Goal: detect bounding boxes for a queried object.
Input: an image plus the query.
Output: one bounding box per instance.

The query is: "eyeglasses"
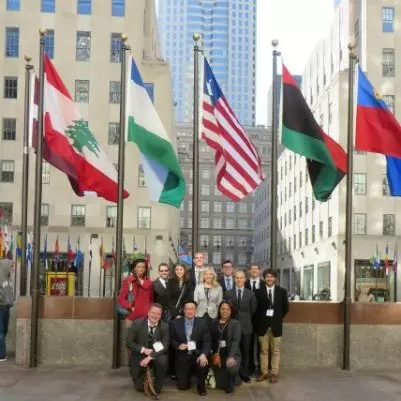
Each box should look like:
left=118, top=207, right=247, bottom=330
left=160, top=270, right=169, bottom=273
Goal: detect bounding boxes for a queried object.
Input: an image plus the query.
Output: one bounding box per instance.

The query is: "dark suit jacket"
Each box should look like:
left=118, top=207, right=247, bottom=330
left=167, top=278, right=193, bottom=317
left=219, top=275, right=235, bottom=293
left=254, top=285, right=289, bottom=337
left=153, top=278, right=169, bottom=312
left=211, top=319, right=242, bottom=360
left=224, top=288, right=257, bottom=335
left=126, top=317, right=169, bottom=361
left=170, top=317, right=211, bottom=356
left=245, top=278, right=264, bottom=292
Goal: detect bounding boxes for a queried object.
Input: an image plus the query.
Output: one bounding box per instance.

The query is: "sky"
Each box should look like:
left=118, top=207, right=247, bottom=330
left=156, top=0, right=334, bottom=125
left=256, top=0, right=334, bottom=124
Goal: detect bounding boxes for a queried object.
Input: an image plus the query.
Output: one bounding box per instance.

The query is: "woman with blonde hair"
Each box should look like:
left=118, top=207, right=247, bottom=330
left=194, top=267, right=223, bottom=325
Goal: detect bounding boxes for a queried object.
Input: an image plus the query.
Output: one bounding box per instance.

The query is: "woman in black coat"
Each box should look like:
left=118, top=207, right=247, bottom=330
left=210, top=300, right=241, bottom=393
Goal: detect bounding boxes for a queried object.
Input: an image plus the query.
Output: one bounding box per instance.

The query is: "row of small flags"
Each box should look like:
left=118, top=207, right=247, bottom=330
left=0, top=228, right=151, bottom=270
left=371, top=244, right=398, bottom=274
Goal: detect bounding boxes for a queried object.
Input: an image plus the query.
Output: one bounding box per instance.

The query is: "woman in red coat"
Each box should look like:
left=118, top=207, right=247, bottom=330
left=118, top=258, right=153, bottom=327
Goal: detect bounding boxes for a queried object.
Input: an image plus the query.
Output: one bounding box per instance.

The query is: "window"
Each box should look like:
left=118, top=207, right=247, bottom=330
left=201, top=201, right=209, bottom=212
left=41, top=0, right=55, bottom=13
left=138, top=164, right=146, bottom=187
left=108, top=122, right=120, bottom=145
left=71, top=205, right=86, bottom=227
left=383, top=214, right=395, bottom=236
left=106, top=206, right=117, bottom=227
left=0, top=203, right=13, bottom=224
left=201, top=169, right=210, bottom=179
left=382, top=174, right=390, bottom=196
left=293, top=205, right=296, bottom=221
left=2, top=118, right=16, bottom=140
left=305, top=196, right=309, bottom=214
left=110, top=33, right=121, bottom=62
left=299, top=232, right=302, bottom=248
left=312, top=225, right=316, bottom=243
left=238, top=218, right=248, bottom=229
left=225, top=218, right=234, bottom=229
left=305, top=228, right=309, bottom=246
left=328, top=217, right=333, bottom=236
left=4, top=77, right=17, bottom=98
left=293, top=235, right=296, bottom=250
left=112, top=0, right=125, bottom=17
left=201, top=218, right=209, bottom=228
left=383, top=95, right=395, bottom=114
left=201, top=184, right=210, bottom=196
left=239, top=203, right=247, bottom=213
left=382, top=49, right=395, bottom=77
left=238, top=253, right=247, bottom=265
left=200, top=235, right=209, bottom=248
left=137, top=206, right=151, bottom=228
left=188, top=201, right=192, bottom=212
left=214, top=201, right=222, bottom=212
left=214, top=219, right=222, bottom=229
left=299, top=201, right=302, bottom=218
left=75, top=80, right=89, bottom=103
left=353, top=213, right=367, bottom=235
left=226, top=236, right=234, bottom=248
left=5, top=27, right=19, bottom=58
left=213, top=252, right=221, bottom=264
left=77, top=0, right=91, bottom=14
left=42, top=161, right=51, bottom=184
left=226, top=202, right=235, bottom=213
left=6, top=0, right=20, bottom=11
left=109, top=81, right=121, bottom=103
left=41, top=204, right=49, bottom=226
left=1, top=160, right=14, bottom=182
left=44, top=30, right=55, bottom=59
left=144, top=83, right=154, bottom=103
left=354, top=173, right=367, bottom=195
left=382, top=7, right=394, bottom=32
left=213, top=235, right=221, bottom=248
left=319, top=221, right=324, bottom=238
left=76, top=31, right=91, bottom=61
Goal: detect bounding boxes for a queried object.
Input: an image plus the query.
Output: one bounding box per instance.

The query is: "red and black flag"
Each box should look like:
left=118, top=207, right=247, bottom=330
left=281, top=64, right=347, bottom=201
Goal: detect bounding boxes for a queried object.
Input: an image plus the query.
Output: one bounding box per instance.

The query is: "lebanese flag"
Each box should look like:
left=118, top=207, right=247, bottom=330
left=31, top=55, right=129, bottom=202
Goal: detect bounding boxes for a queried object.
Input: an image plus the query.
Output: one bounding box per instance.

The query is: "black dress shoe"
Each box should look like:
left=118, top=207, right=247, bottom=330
left=225, top=388, right=234, bottom=394
left=198, top=391, right=207, bottom=396
left=240, top=374, right=251, bottom=383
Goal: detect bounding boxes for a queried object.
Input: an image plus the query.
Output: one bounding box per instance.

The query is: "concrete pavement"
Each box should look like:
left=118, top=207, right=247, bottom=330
left=0, top=361, right=400, bottom=401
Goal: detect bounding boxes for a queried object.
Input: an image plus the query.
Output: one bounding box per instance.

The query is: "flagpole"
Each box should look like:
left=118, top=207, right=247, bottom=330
left=112, top=34, right=129, bottom=369
left=191, top=33, right=201, bottom=262
left=20, top=55, right=34, bottom=296
left=29, top=29, right=46, bottom=368
left=270, top=39, right=280, bottom=270
left=343, top=43, right=356, bottom=371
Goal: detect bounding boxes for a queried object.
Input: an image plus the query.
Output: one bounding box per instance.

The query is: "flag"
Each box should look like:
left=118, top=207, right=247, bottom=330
left=43, top=234, right=48, bottom=270
left=31, top=55, right=129, bottom=202
left=281, top=65, right=347, bottom=201
left=355, top=65, right=401, bottom=196
left=55, top=235, right=60, bottom=264
left=88, top=236, right=93, bottom=263
left=16, top=233, right=22, bottom=261
left=371, top=244, right=381, bottom=269
left=178, top=239, right=192, bottom=266
left=74, top=237, right=84, bottom=267
left=67, top=236, right=74, bottom=264
left=384, top=244, right=390, bottom=275
left=127, top=57, right=185, bottom=207
left=202, top=58, right=264, bottom=201
left=26, top=233, right=32, bottom=265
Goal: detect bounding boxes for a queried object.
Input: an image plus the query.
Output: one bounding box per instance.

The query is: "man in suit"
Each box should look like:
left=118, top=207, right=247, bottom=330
left=191, top=252, right=207, bottom=287
left=126, top=303, right=169, bottom=394
left=219, top=259, right=235, bottom=294
left=224, top=269, right=257, bottom=383
left=255, top=268, right=289, bottom=384
left=153, top=263, right=170, bottom=320
left=245, top=263, right=264, bottom=375
left=170, top=299, right=211, bottom=396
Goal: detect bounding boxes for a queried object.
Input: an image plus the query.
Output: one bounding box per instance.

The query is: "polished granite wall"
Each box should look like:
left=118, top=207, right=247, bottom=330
left=12, top=298, right=401, bottom=368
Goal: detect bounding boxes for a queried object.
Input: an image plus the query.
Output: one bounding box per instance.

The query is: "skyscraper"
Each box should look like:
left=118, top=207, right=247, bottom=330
left=158, top=0, right=257, bottom=125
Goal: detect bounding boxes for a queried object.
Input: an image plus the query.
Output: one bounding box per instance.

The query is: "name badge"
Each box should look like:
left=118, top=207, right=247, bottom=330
left=153, top=341, right=164, bottom=352
left=219, top=340, right=227, bottom=348
left=188, top=341, right=196, bottom=351
left=266, top=309, right=274, bottom=317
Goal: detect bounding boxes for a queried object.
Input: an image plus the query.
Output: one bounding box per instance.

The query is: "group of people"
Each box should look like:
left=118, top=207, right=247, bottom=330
left=118, top=253, right=289, bottom=397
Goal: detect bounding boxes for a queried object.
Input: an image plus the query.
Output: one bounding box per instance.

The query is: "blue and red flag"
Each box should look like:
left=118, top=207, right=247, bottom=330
left=355, top=65, right=401, bottom=195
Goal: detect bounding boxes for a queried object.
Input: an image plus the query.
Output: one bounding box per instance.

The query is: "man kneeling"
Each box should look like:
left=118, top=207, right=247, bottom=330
left=126, top=303, right=169, bottom=395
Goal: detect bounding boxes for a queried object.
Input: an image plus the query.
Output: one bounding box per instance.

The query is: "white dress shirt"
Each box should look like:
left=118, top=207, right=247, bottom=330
left=158, top=277, right=167, bottom=288
left=250, top=278, right=260, bottom=290
left=224, top=275, right=233, bottom=290
left=266, top=285, right=275, bottom=304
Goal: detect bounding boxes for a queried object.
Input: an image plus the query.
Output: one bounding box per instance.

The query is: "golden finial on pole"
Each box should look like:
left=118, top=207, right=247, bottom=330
left=120, top=33, right=128, bottom=43
left=24, top=54, right=32, bottom=64
left=348, top=43, right=355, bottom=53
left=272, top=39, right=279, bottom=48
left=39, top=28, right=46, bottom=36
left=193, top=32, right=201, bottom=43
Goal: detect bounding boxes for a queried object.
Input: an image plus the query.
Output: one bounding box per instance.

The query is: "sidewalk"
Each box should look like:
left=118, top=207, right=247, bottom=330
left=1, top=361, right=400, bottom=401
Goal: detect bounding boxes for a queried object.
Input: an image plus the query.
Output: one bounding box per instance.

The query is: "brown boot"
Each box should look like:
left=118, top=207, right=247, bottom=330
left=269, top=374, right=278, bottom=384
left=256, top=373, right=269, bottom=382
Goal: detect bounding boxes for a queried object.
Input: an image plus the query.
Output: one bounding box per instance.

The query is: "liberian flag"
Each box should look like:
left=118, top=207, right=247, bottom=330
left=127, top=57, right=185, bottom=207
left=31, top=55, right=128, bottom=202
left=202, top=58, right=264, bottom=201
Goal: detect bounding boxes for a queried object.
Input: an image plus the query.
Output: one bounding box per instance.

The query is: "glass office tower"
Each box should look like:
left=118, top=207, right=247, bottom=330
left=158, top=0, right=257, bottom=125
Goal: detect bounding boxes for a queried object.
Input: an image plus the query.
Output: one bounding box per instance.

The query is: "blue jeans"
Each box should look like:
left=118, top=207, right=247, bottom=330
left=0, top=307, right=10, bottom=359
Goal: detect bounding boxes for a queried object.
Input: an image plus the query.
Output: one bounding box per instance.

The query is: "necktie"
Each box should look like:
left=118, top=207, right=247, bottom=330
left=268, top=289, right=272, bottom=304
left=237, top=289, right=242, bottom=304
left=149, top=326, right=155, bottom=336
left=226, top=278, right=231, bottom=290
left=252, top=281, right=256, bottom=291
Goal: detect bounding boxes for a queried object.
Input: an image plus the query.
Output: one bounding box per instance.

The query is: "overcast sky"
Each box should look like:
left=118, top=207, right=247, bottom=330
left=156, top=0, right=334, bottom=125
left=256, top=0, right=334, bottom=124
